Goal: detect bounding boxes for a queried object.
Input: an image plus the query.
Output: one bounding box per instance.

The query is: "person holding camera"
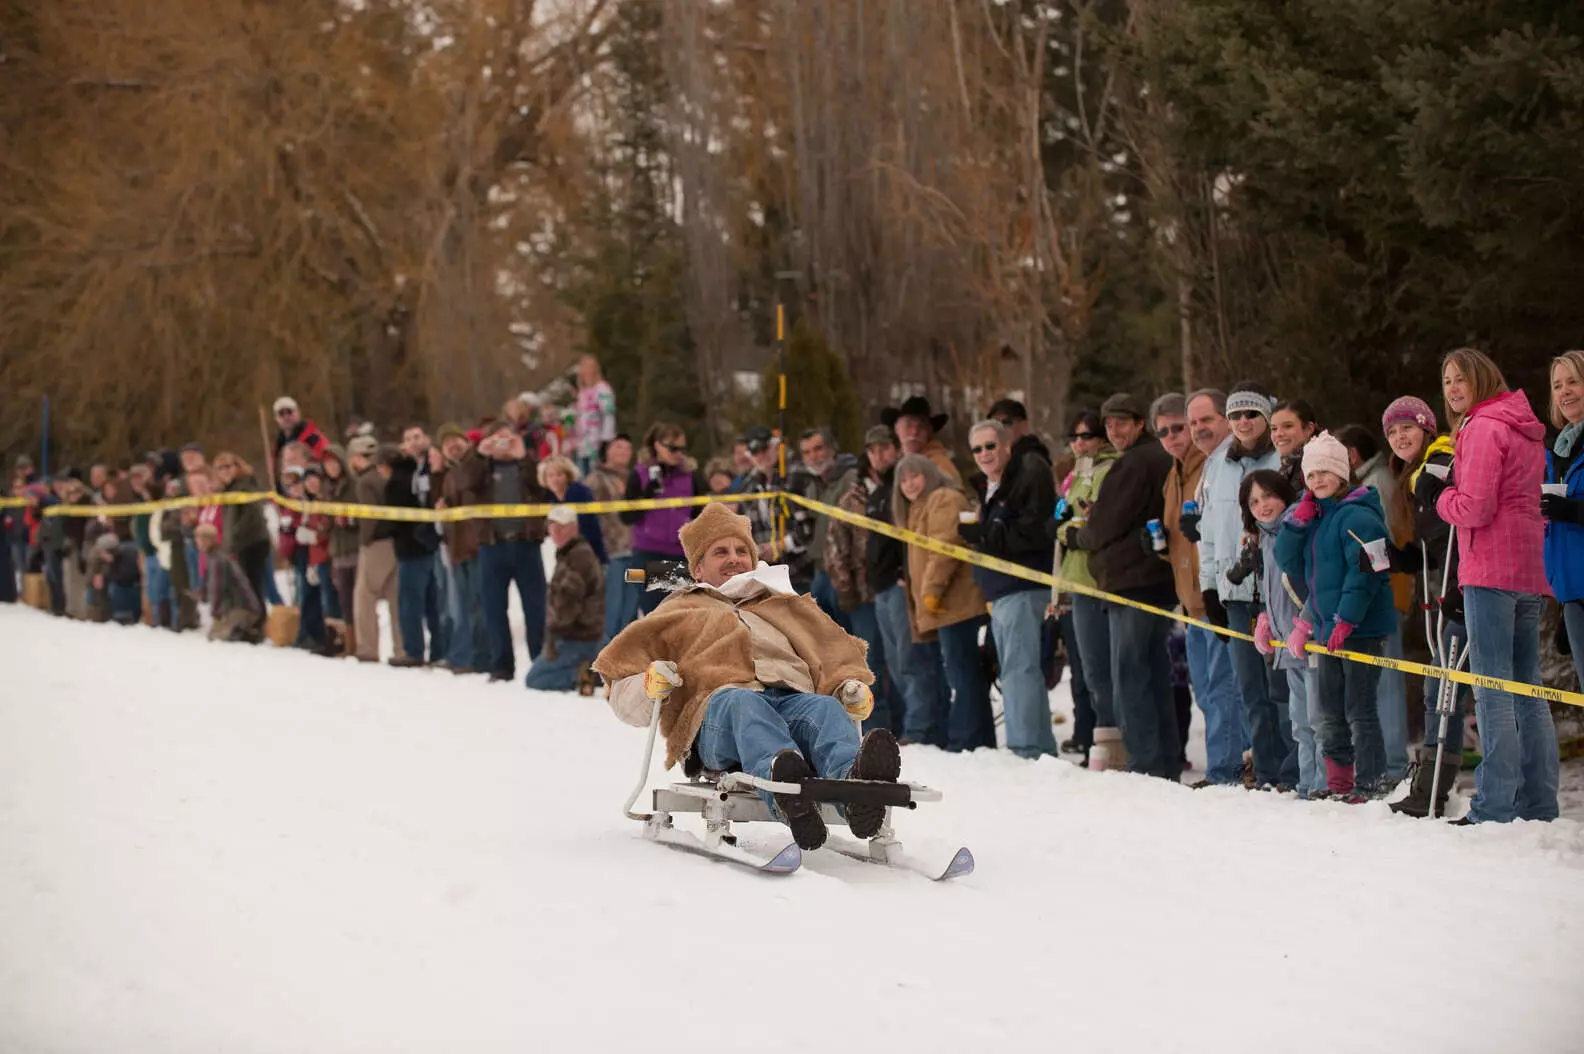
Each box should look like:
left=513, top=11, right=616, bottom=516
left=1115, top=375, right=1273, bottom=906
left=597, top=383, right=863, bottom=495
left=619, top=422, right=709, bottom=616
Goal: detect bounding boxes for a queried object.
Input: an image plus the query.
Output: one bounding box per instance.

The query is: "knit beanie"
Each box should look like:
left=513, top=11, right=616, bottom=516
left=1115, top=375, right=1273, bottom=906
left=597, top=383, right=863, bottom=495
left=1301, top=430, right=1351, bottom=483
left=679, top=502, right=758, bottom=571
left=1225, top=389, right=1274, bottom=419
left=1381, top=396, right=1438, bottom=437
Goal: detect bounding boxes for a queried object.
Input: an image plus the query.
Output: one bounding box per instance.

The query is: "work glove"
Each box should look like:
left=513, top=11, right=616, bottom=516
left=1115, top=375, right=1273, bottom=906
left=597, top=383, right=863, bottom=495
left=1287, top=618, right=1313, bottom=662
left=1201, top=589, right=1228, bottom=629
left=1414, top=469, right=1449, bottom=507
left=295, top=526, right=316, bottom=545
left=1254, top=612, right=1274, bottom=656
left=1178, top=511, right=1202, bottom=544
left=835, top=679, right=875, bottom=721
left=923, top=594, right=945, bottom=615
left=1326, top=620, right=1355, bottom=654
left=1542, top=494, right=1584, bottom=524
left=1289, top=491, right=1319, bottom=527
left=1062, top=525, right=1084, bottom=552
left=643, top=660, right=682, bottom=701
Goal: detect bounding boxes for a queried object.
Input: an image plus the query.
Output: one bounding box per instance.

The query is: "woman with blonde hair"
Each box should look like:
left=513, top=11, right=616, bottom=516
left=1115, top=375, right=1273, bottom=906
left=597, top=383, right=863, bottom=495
left=1421, top=347, right=1556, bottom=823
left=537, top=454, right=606, bottom=563
left=893, top=453, right=994, bottom=752
left=1543, top=349, right=1584, bottom=687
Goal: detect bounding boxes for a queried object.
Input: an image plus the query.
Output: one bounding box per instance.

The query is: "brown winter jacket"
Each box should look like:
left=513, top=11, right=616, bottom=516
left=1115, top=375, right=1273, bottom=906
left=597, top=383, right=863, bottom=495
left=593, top=584, right=872, bottom=770
left=447, top=453, right=547, bottom=546
left=439, top=449, right=487, bottom=564
left=919, top=438, right=962, bottom=485
left=547, top=535, right=605, bottom=643
left=222, top=475, right=272, bottom=555
left=585, top=465, right=633, bottom=556
left=903, top=486, right=987, bottom=640
left=825, top=473, right=877, bottom=611
left=355, top=466, right=395, bottom=547
left=1162, top=444, right=1208, bottom=619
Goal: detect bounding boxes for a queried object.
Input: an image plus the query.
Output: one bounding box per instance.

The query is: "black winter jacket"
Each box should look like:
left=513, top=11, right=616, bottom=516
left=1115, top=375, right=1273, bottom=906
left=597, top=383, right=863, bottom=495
left=963, top=440, right=1056, bottom=601
left=1076, top=439, right=1176, bottom=598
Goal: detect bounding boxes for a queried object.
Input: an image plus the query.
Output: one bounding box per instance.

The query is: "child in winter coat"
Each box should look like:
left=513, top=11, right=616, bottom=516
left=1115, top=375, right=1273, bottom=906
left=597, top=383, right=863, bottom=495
left=1246, top=468, right=1325, bottom=798
left=1275, top=432, right=1396, bottom=799
left=92, top=532, right=143, bottom=625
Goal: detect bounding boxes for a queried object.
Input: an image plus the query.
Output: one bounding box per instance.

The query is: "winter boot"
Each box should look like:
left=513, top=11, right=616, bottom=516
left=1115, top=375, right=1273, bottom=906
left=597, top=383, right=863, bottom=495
left=845, top=728, right=902, bottom=840
left=1389, top=755, right=1461, bottom=818
left=1090, top=727, right=1128, bottom=772
left=770, top=749, right=827, bottom=851
left=1322, top=757, right=1355, bottom=799
left=156, top=600, right=173, bottom=632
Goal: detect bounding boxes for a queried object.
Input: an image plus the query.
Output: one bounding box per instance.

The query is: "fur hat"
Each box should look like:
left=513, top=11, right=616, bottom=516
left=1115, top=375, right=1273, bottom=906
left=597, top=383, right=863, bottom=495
left=679, top=502, right=757, bottom=571
left=1381, top=396, right=1438, bottom=437
left=1301, top=430, right=1351, bottom=483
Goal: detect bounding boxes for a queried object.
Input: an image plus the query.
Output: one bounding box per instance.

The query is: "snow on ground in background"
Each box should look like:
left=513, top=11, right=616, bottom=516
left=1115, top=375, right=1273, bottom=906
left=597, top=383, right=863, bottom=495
left=2, top=609, right=1583, bottom=1054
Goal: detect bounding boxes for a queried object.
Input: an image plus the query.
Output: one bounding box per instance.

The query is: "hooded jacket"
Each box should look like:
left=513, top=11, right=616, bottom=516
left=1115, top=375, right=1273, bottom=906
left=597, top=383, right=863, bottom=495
left=1199, top=433, right=1281, bottom=603
left=903, top=486, right=988, bottom=638
left=1435, top=390, right=1549, bottom=596
left=1275, top=485, right=1396, bottom=640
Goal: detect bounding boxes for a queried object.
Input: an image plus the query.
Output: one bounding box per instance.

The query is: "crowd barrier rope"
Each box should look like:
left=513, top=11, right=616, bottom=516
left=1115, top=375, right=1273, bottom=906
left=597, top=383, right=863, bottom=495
left=6, top=487, right=1581, bottom=708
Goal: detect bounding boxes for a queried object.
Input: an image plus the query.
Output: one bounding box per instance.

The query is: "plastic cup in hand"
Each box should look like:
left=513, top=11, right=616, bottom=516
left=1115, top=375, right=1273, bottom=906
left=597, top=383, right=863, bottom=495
left=1542, top=483, right=1568, bottom=498
left=1361, top=537, right=1390, bottom=572
left=959, top=510, right=980, bottom=525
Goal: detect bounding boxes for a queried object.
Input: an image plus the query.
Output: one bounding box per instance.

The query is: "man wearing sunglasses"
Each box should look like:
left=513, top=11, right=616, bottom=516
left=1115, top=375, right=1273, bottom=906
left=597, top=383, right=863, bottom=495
left=1194, top=382, right=1297, bottom=790
left=271, top=396, right=332, bottom=488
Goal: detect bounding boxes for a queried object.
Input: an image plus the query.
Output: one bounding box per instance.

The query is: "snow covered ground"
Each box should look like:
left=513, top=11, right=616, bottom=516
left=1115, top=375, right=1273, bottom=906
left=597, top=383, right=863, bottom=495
left=3, top=606, right=1583, bottom=1054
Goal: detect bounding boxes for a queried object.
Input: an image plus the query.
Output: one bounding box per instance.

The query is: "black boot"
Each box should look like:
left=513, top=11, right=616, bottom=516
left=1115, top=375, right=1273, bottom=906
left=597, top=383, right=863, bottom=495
left=770, top=749, right=827, bottom=851
left=845, top=728, right=902, bottom=839
left=1390, top=754, right=1461, bottom=818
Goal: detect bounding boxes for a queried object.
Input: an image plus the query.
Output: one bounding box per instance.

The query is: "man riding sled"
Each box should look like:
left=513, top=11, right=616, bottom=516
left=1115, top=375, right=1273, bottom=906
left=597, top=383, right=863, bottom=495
left=594, top=502, right=901, bottom=851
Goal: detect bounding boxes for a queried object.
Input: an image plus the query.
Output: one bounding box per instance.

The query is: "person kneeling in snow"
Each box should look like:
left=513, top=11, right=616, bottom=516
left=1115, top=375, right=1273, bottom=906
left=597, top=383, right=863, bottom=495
left=594, top=503, right=898, bottom=850
left=195, top=524, right=263, bottom=644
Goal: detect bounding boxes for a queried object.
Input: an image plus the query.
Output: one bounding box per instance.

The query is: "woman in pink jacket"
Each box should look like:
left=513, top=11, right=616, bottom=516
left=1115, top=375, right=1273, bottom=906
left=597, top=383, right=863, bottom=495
left=1421, top=348, right=1557, bottom=823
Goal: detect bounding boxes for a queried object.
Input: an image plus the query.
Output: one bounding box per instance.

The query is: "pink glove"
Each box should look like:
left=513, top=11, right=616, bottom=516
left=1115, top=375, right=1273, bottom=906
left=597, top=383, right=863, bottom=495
left=1326, top=620, right=1355, bottom=654
left=1289, top=492, right=1319, bottom=526
left=1254, top=612, right=1274, bottom=656
left=1287, top=618, right=1313, bottom=661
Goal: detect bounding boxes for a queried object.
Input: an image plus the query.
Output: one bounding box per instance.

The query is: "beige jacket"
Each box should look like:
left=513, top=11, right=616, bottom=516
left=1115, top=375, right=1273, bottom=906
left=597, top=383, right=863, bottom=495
left=904, top=486, right=986, bottom=640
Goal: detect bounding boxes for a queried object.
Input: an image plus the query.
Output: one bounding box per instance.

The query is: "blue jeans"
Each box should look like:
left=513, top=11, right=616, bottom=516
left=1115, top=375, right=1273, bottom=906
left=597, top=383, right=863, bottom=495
left=1186, top=625, right=1247, bottom=783
left=1108, top=601, right=1179, bottom=779
left=937, top=615, right=995, bottom=752
left=107, top=581, right=141, bottom=624
left=1058, top=609, right=1092, bottom=748
left=810, top=571, right=852, bottom=634
left=524, top=637, right=603, bottom=691
left=1314, top=636, right=1386, bottom=789
left=1464, top=588, right=1558, bottom=823
left=1285, top=665, right=1325, bottom=797
left=874, top=584, right=948, bottom=747
left=320, top=565, right=341, bottom=621
left=992, top=589, right=1056, bottom=758
left=293, top=548, right=324, bottom=648
left=1376, top=621, right=1410, bottom=782
left=144, top=560, right=176, bottom=628
left=1225, top=600, right=1297, bottom=786
left=479, top=539, right=546, bottom=678
left=397, top=552, right=444, bottom=663
left=848, top=600, right=904, bottom=736
left=1070, top=593, right=1114, bottom=735
left=603, top=554, right=642, bottom=642
left=697, top=686, right=860, bottom=815
left=1563, top=601, right=1584, bottom=702
left=446, top=558, right=490, bottom=671
left=1422, top=619, right=1468, bottom=755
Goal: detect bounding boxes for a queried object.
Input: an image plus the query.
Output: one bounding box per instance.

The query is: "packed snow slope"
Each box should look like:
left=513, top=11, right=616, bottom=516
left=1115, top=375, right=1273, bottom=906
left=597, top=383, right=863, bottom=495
left=2, top=607, right=1583, bottom=1054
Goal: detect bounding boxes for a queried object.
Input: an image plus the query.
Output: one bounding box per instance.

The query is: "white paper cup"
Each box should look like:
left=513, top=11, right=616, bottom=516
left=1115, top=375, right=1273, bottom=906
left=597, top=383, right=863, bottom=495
left=958, top=511, right=980, bottom=525
left=1422, top=462, right=1450, bottom=481
left=1362, top=537, right=1390, bottom=572
left=1542, top=483, right=1568, bottom=498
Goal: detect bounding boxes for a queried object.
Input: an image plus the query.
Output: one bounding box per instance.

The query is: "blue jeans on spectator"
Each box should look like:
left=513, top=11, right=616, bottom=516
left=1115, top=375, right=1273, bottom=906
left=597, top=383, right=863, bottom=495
left=603, top=553, right=642, bottom=642
left=1069, top=593, right=1114, bottom=737
left=810, top=570, right=852, bottom=634
left=479, top=538, right=546, bottom=679
left=937, top=615, right=995, bottom=752
left=1422, top=619, right=1468, bottom=755
left=144, top=560, right=176, bottom=628
left=446, top=557, right=490, bottom=672
left=1377, top=620, right=1410, bottom=782
left=1285, top=664, right=1325, bottom=798
left=1058, top=608, right=1092, bottom=748
left=525, top=637, right=603, bottom=691
left=1185, top=624, right=1247, bottom=784
left=991, top=588, right=1055, bottom=758
left=397, top=552, right=444, bottom=663
left=697, top=686, right=860, bottom=815
left=874, top=584, right=948, bottom=747
left=320, top=564, right=341, bottom=621
left=293, top=548, right=324, bottom=648
left=107, top=581, right=141, bottom=624
left=186, top=538, right=203, bottom=593
left=1225, top=600, right=1297, bottom=786
left=1564, top=601, right=1584, bottom=696
left=1463, top=588, right=1558, bottom=823
left=1108, top=600, right=1180, bottom=779
left=1314, top=635, right=1387, bottom=791
left=848, top=599, right=904, bottom=736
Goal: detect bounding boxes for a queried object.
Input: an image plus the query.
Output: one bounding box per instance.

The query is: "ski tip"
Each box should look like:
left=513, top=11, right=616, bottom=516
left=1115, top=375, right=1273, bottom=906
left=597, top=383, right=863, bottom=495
left=762, top=843, right=803, bottom=874
left=937, top=847, right=974, bottom=881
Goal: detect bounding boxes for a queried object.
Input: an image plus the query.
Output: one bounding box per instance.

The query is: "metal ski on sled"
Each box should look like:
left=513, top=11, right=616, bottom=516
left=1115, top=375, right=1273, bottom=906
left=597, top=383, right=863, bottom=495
left=622, top=697, right=973, bottom=880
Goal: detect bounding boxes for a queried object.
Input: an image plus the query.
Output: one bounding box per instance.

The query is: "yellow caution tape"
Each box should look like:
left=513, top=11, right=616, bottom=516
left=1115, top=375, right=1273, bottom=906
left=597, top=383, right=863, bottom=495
left=7, top=483, right=1579, bottom=707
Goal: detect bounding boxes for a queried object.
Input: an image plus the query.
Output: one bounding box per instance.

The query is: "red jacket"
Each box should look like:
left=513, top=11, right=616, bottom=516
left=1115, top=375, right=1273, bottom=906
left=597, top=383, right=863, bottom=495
left=277, top=506, right=331, bottom=566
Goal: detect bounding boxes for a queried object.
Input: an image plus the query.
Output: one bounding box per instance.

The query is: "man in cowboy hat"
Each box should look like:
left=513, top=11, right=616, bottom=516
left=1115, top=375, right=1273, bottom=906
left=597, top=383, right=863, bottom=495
left=881, top=396, right=960, bottom=483
left=593, top=502, right=899, bottom=852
